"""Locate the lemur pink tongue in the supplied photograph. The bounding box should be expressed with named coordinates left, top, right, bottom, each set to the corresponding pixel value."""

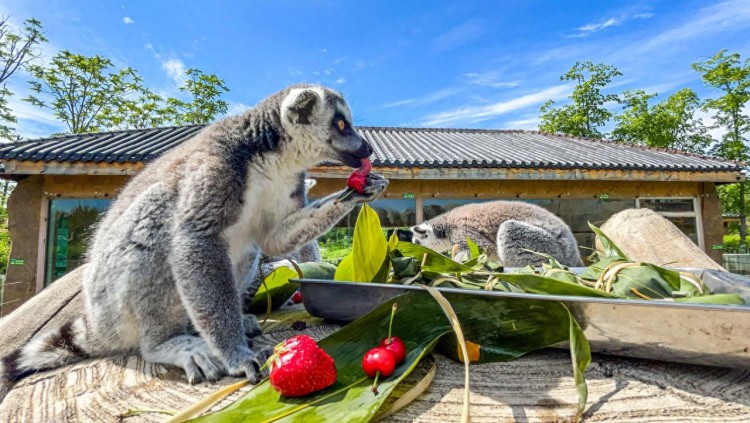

left=347, top=158, right=371, bottom=193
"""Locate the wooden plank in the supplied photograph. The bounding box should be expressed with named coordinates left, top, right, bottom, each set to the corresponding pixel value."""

left=1, top=160, right=742, bottom=182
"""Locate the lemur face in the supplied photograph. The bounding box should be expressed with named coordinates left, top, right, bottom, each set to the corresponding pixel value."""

left=280, top=86, right=373, bottom=168
left=411, top=223, right=453, bottom=253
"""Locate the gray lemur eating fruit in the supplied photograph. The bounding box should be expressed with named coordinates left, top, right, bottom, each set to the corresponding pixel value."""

left=0, top=84, right=387, bottom=401
left=412, top=200, right=583, bottom=267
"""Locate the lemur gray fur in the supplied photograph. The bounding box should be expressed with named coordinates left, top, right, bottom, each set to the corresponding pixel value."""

left=412, top=200, right=583, bottom=267
left=0, top=84, right=387, bottom=402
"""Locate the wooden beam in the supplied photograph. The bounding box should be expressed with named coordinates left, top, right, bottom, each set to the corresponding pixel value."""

left=308, top=165, right=744, bottom=183
left=0, top=159, right=742, bottom=183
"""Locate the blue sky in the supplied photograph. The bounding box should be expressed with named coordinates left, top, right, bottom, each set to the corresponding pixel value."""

left=2, top=0, right=750, bottom=139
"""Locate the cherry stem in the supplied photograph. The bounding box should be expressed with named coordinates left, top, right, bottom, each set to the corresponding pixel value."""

left=386, top=303, right=398, bottom=344
left=371, top=371, right=380, bottom=394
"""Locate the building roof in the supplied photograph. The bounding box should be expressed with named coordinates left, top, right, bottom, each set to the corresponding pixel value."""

left=0, top=124, right=741, bottom=174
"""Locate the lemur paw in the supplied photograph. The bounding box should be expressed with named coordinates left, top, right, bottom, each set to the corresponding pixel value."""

left=349, top=173, right=388, bottom=204
left=226, top=346, right=274, bottom=384
left=182, top=348, right=224, bottom=384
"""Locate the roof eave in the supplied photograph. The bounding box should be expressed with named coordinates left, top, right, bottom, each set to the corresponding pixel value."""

left=1, top=160, right=738, bottom=183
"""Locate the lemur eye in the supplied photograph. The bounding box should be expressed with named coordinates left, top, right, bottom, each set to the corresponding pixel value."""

left=336, top=119, right=346, bottom=131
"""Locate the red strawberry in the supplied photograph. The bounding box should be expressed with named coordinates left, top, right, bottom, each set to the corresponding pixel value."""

left=346, top=158, right=372, bottom=194
left=378, top=336, right=407, bottom=364
left=291, top=290, right=303, bottom=304
left=268, top=335, right=336, bottom=397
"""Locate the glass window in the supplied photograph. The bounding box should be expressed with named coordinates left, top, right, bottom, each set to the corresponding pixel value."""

left=639, top=199, right=694, bottom=213
left=45, top=199, right=111, bottom=287
left=422, top=198, right=636, bottom=263
left=638, top=198, right=700, bottom=247
left=423, top=198, right=493, bottom=220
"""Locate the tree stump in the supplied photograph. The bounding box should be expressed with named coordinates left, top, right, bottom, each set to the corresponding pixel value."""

left=599, top=208, right=724, bottom=270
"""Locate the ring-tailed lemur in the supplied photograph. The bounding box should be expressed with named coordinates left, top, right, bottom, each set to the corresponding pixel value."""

left=0, top=84, right=388, bottom=402
left=412, top=200, right=583, bottom=267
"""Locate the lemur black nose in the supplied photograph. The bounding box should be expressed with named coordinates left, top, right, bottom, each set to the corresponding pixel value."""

left=355, top=140, right=373, bottom=158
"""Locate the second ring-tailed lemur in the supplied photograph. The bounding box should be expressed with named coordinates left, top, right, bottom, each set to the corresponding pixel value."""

left=412, top=200, right=583, bottom=267
left=0, top=84, right=387, bottom=401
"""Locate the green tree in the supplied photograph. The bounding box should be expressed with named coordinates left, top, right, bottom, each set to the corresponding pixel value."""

left=692, top=50, right=750, bottom=162
left=24, top=50, right=142, bottom=134
left=97, top=86, right=173, bottom=129
left=612, top=88, right=711, bottom=154
left=167, top=68, right=229, bottom=125
left=539, top=61, right=622, bottom=139
left=0, top=16, right=46, bottom=140
left=693, top=50, right=750, bottom=242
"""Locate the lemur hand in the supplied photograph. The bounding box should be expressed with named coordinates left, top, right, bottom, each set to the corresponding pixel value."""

left=347, top=172, right=388, bottom=203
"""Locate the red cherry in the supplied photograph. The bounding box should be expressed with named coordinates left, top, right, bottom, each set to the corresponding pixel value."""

left=291, top=290, right=303, bottom=304
left=361, top=347, right=396, bottom=378
left=346, top=173, right=367, bottom=194
left=346, top=158, right=372, bottom=194
left=378, top=336, right=406, bottom=364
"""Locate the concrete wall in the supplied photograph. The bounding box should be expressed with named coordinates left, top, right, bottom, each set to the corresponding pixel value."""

left=0, top=173, right=725, bottom=315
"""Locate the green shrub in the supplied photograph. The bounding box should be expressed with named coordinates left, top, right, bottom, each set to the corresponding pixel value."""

left=723, top=234, right=750, bottom=252
left=0, top=230, right=10, bottom=275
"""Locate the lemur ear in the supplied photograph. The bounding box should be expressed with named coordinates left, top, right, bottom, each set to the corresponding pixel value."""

left=284, top=89, right=320, bottom=124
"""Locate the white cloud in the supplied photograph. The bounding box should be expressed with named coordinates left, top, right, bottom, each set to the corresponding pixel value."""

left=463, top=72, right=521, bottom=88
left=226, top=101, right=251, bottom=116
left=123, top=16, right=134, bottom=25
left=433, top=20, right=485, bottom=51
left=383, top=88, right=459, bottom=108
left=503, top=116, right=540, bottom=130
left=419, top=84, right=571, bottom=127
left=572, top=11, right=653, bottom=37
left=162, top=58, right=186, bottom=84
left=638, top=0, right=750, bottom=52
left=334, top=77, right=346, bottom=84
left=4, top=95, right=66, bottom=138
left=145, top=43, right=187, bottom=85
left=578, top=17, right=620, bottom=34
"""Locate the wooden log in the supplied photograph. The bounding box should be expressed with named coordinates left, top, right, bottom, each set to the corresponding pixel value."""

left=598, top=208, right=724, bottom=270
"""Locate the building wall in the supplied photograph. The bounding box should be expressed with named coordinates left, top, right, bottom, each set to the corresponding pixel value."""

left=701, top=182, right=725, bottom=264
left=0, top=174, right=725, bottom=315
left=1, top=175, right=128, bottom=316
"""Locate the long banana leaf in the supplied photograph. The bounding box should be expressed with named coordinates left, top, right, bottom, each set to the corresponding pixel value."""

left=334, top=204, right=388, bottom=282
left=192, top=290, right=590, bottom=422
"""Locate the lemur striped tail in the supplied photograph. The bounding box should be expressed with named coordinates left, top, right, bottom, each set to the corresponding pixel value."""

left=0, top=316, right=91, bottom=403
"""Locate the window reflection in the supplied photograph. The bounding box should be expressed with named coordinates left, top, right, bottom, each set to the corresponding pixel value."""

left=45, top=199, right=111, bottom=287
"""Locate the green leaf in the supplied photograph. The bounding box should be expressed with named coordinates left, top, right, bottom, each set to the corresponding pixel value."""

left=674, top=293, right=746, bottom=305
left=396, top=242, right=474, bottom=273
left=333, top=254, right=355, bottom=282
left=498, top=273, right=613, bottom=297
left=334, top=204, right=388, bottom=282
left=567, top=305, right=591, bottom=420
left=467, top=237, right=480, bottom=259
left=609, top=265, right=675, bottom=299
left=248, top=267, right=300, bottom=313
left=588, top=222, right=629, bottom=260
left=194, top=291, right=590, bottom=422
left=390, top=251, right=420, bottom=279
left=297, top=262, right=338, bottom=280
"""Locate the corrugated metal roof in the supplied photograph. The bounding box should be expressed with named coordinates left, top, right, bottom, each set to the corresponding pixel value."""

left=0, top=125, right=741, bottom=172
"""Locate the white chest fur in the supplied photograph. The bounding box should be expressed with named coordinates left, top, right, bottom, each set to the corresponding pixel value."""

left=223, top=160, right=301, bottom=268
